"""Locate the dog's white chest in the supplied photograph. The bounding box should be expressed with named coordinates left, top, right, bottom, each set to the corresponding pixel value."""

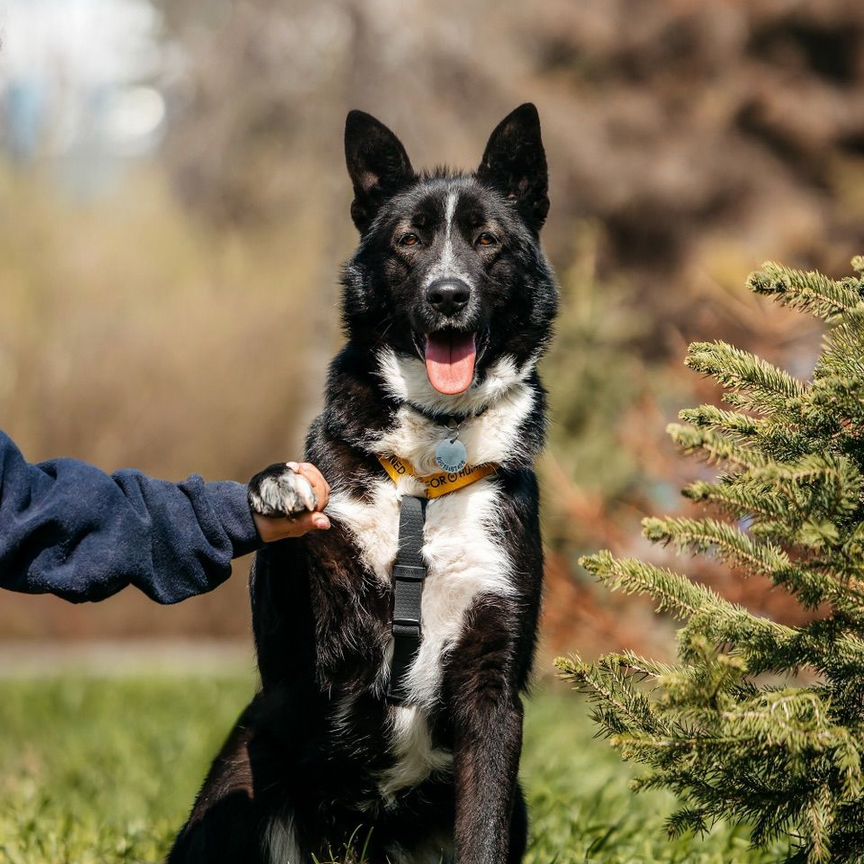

left=327, top=474, right=515, bottom=798
left=401, top=479, right=514, bottom=704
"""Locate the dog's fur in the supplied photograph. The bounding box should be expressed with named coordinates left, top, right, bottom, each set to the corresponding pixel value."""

left=168, top=103, right=558, bottom=864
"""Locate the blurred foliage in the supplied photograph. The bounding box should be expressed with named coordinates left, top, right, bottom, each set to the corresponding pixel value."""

left=543, top=225, right=649, bottom=501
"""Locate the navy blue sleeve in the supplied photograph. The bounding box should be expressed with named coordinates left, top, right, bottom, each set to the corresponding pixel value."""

left=0, top=430, right=263, bottom=604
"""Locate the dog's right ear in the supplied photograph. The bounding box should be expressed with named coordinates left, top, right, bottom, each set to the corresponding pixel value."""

left=345, top=110, right=413, bottom=234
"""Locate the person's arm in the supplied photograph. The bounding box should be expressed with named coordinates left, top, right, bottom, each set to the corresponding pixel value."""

left=0, top=431, right=326, bottom=604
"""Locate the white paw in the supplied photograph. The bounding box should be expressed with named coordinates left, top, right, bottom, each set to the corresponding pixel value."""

left=248, top=464, right=317, bottom=518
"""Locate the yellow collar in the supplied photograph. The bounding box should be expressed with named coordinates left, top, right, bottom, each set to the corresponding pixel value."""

left=378, top=454, right=497, bottom=499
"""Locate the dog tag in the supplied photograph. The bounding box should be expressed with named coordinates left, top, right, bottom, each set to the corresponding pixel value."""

left=435, top=436, right=468, bottom=473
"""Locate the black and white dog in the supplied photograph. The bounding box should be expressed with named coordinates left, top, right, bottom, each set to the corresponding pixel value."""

left=168, top=103, right=558, bottom=864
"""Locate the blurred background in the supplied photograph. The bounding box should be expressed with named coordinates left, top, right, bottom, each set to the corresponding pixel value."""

left=2, top=0, right=864, bottom=664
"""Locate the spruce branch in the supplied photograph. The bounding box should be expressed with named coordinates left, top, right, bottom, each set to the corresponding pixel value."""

left=748, top=262, right=862, bottom=323
left=643, top=515, right=786, bottom=573
left=686, top=341, right=806, bottom=415
left=579, top=551, right=803, bottom=674
left=668, top=423, right=767, bottom=469
left=637, top=515, right=851, bottom=611
left=683, top=478, right=791, bottom=524
left=817, top=310, right=864, bottom=379
left=607, top=649, right=683, bottom=682
left=554, top=654, right=668, bottom=737
left=665, top=807, right=709, bottom=837
left=678, top=404, right=761, bottom=438
left=682, top=454, right=863, bottom=544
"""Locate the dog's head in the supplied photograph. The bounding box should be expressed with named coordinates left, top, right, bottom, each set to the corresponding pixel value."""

left=342, top=104, right=558, bottom=411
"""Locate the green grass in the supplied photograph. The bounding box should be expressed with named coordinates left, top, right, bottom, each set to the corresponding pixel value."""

left=0, top=676, right=788, bottom=863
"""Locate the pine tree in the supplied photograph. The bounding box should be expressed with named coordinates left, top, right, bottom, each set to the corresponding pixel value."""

left=557, top=259, right=864, bottom=863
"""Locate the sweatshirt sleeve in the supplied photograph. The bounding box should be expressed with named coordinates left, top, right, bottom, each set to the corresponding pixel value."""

left=0, top=430, right=263, bottom=604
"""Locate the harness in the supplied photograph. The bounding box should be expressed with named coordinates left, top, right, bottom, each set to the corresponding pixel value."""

left=377, top=454, right=497, bottom=705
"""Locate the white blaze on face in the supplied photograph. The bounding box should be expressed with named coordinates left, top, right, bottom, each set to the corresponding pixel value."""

left=440, top=190, right=459, bottom=280
left=423, top=190, right=469, bottom=289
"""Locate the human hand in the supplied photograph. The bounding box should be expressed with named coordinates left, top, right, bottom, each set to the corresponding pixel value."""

left=248, top=461, right=332, bottom=542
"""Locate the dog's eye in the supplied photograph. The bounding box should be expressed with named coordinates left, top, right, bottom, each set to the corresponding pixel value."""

left=476, top=232, right=498, bottom=247
left=399, top=232, right=420, bottom=247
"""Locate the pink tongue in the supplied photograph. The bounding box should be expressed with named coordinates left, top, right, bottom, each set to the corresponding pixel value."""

left=425, top=333, right=476, bottom=395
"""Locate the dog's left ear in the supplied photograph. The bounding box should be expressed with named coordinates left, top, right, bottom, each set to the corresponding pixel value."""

left=345, top=110, right=414, bottom=234
left=477, top=103, right=549, bottom=232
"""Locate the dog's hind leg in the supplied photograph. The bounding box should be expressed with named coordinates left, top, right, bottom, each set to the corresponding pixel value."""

left=507, top=783, right=528, bottom=864
left=167, top=704, right=273, bottom=864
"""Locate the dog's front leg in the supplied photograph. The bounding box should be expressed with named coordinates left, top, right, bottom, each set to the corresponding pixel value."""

left=454, top=696, right=523, bottom=863
left=449, top=598, right=524, bottom=864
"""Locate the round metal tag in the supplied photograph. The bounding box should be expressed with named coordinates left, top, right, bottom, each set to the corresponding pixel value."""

left=435, top=437, right=468, bottom=473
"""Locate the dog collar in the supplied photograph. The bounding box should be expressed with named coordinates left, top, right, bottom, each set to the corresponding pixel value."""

left=378, top=453, right=496, bottom=498
left=403, top=400, right=491, bottom=426
left=401, top=400, right=494, bottom=474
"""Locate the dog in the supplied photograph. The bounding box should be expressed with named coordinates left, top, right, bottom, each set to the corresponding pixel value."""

left=168, top=102, right=558, bottom=864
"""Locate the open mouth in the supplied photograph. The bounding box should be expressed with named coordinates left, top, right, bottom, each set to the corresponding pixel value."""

left=423, top=330, right=477, bottom=395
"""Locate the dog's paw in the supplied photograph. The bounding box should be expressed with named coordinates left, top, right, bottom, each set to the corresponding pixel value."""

left=248, top=463, right=317, bottom=518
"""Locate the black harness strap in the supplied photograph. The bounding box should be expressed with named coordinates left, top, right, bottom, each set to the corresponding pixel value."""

left=387, top=494, right=428, bottom=705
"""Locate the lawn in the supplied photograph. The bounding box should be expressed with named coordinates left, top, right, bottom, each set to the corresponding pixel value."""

left=0, top=674, right=789, bottom=863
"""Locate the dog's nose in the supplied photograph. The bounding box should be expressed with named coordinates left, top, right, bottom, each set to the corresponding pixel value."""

left=426, top=279, right=471, bottom=316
